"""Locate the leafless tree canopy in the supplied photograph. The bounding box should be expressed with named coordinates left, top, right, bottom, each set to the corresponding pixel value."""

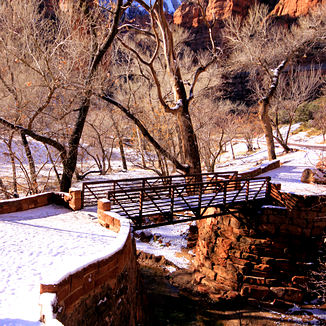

left=0, top=1, right=326, bottom=197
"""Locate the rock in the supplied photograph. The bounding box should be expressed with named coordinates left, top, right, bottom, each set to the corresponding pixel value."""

left=271, top=298, right=295, bottom=309
left=271, top=0, right=326, bottom=18
left=136, top=231, right=153, bottom=242
left=291, top=275, right=309, bottom=287
left=173, top=1, right=204, bottom=27
left=301, top=168, right=326, bottom=184
left=206, top=0, right=252, bottom=21
left=316, top=159, right=326, bottom=171
left=173, top=0, right=252, bottom=28
left=270, top=286, right=304, bottom=303
left=241, top=284, right=270, bottom=300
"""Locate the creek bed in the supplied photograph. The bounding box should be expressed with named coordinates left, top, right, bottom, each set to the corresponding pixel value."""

left=140, top=266, right=224, bottom=325
left=140, top=265, right=326, bottom=326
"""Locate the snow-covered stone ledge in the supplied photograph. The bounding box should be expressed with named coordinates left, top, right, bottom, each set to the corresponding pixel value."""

left=97, top=198, right=123, bottom=233
left=40, top=199, right=143, bottom=325
left=0, top=188, right=82, bottom=214
left=240, top=159, right=280, bottom=179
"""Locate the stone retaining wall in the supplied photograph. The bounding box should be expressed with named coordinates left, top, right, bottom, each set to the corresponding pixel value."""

left=239, top=160, right=280, bottom=179
left=39, top=199, right=144, bottom=326
left=0, top=188, right=82, bottom=214
left=193, top=184, right=326, bottom=305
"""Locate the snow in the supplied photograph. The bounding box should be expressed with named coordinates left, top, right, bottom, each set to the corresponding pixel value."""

left=260, top=149, right=326, bottom=195
left=215, top=125, right=326, bottom=195
left=0, top=204, right=129, bottom=325
left=135, top=222, right=194, bottom=269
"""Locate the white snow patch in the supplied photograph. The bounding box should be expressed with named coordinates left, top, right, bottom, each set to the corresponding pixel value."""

left=135, top=222, right=191, bottom=269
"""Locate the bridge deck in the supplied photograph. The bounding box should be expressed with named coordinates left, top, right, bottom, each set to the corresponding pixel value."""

left=107, top=176, right=271, bottom=229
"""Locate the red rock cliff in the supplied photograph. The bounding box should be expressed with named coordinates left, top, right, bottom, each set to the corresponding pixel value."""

left=174, top=0, right=326, bottom=27
left=174, top=0, right=253, bottom=27
left=271, top=0, right=326, bottom=17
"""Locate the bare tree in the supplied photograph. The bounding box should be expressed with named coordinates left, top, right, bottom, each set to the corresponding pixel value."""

left=0, top=0, right=130, bottom=192
left=0, top=131, right=18, bottom=197
left=100, top=0, right=221, bottom=177
left=224, top=3, right=326, bottom=160
left=193, top=99, right=241, bottom=172
left=270, top=66, right=323, bottom=152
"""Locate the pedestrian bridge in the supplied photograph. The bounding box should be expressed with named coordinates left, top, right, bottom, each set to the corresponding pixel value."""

left=82, top=172, right=271, bottom=230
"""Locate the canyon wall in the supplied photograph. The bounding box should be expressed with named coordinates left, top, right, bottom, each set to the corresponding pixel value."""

left=174, top=0, right=326, bottom=28
left=271, top=0, right=326, bottom=17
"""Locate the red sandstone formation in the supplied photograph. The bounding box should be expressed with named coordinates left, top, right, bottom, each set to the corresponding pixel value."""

left=205, top=0, right=252, bottom=21
left=271, top=0, right=326, bottom=17
left=174, top=0, right=326, bottom=28
left=173, top=1, right=204, bottom=27
left=174, top=0, right=252, bottom=27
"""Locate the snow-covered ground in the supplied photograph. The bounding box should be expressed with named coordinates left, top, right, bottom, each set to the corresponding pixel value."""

left=135, top=222, right=193, bottom=270
left=0, top=205, right=122, bottom=326
left=1, top=124, right=326, bottom=325
left=216, top=124, right=326, bottom=195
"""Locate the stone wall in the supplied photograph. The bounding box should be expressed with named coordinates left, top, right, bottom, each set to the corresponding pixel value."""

left=239, top=160, right=280, bottom=179
left=40, top=199, right=144, bottom=326
left=0, top=188, right=82, bottom=214
left=193, top=185, right=326, bottom=305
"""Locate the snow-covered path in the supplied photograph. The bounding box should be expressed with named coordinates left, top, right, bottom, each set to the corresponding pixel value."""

left=0, top=205, right=118, bottom=326
left=261, top=149, right=326, bottom=195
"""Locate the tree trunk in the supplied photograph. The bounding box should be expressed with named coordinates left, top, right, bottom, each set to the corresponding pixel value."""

left=118, top=138, right=127, bottom=171
left=175, top=123, right=185, bottom=162
left=137, top=129, right=146, bottom=168
left=177, top=101, right=201, bottom=175
left=59, top=0, right=125, bottom=191
left=0, top=178, right=10, bottom=199
left=21, top=132, right=38, bottom=194
left=111, top=115, right=127, bottom=171
left=230, top=140, right=236, bottom=160
left=45, top=144, right=61, bottom=187
left=258, top=100, right=276, bottom=160
left=7, top=132, right=18, bottom=195
left=60, top=97, right=90, bottom=192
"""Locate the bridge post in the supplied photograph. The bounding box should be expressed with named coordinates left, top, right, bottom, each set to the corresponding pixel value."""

left=223, top=181, right=227, bottom=205
left=197, top=183, right=202, bottom=218
left=138, top=180, right=146, bottom=228
left=265, top=176, right=272, bottom=200
left=81, top=183, right=85, bottom=208
left=169, top=185, right=174, bottom=222
left=245, top=180, right=250, bottom=201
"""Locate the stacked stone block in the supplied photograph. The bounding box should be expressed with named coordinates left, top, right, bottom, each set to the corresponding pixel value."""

left=193, top=187, right=326, bottom=305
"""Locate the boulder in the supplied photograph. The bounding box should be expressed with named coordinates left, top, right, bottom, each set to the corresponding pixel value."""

left=301, top=168, right=326, bottom=184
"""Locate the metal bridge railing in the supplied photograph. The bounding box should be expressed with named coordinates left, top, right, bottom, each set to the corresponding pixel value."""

left=81, top=171, right=238, bottom=207
left=106, top=176, right=271, bottom=229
